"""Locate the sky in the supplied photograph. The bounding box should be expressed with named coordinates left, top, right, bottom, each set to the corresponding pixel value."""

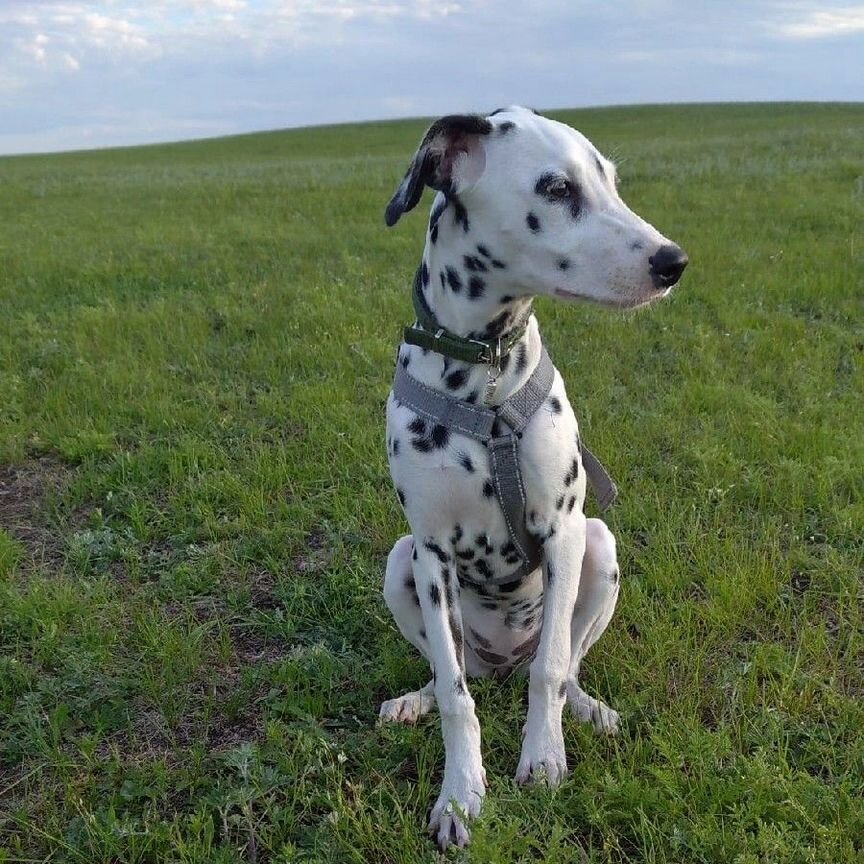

left=0, top=0, right=862, bottom=155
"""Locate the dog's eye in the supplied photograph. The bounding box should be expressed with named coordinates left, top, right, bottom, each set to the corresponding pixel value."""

left=547, top=179, right=571, bottom=198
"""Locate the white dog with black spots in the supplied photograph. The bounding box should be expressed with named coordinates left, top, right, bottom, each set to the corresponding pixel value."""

left=379, top=106, right=688, bottom=849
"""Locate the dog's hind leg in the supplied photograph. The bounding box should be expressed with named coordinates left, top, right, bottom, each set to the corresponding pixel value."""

left=379, top=535, right=436, bottom=724
left=565, top=518, right=621, bottom=734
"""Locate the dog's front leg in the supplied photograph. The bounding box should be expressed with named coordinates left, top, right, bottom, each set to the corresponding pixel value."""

left=516, top=513, right=587, bottom=785
left=414, top=541, right=486, bottom=849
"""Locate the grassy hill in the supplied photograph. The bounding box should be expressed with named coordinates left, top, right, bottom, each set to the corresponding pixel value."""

left=0, top=103, right=862, bottom=862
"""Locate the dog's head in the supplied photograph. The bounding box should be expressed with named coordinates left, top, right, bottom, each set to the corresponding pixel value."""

left=386, top=105, right=687, bottom=309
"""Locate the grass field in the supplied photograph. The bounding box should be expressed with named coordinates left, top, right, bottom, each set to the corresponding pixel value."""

left=0, top=102, right=862, bottom=863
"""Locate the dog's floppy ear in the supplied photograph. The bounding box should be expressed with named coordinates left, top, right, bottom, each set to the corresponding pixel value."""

left=385, top=114, right=492, bottom=227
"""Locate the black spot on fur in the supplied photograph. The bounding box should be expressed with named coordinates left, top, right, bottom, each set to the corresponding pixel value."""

left=557, top=257, right=570, bottom=271
left=556, top=494, right=565, bottom=510
left=400, top=352, right=410, bottom=369
left=630, top=240, right=645, bottom=252
left=498, top=577, right=522, bottom=594
left=408, top=417, right=426, bottom=435
left=431, top=424, right=449, bottom=448
left=430, top=197, right=447, bottom=229
left=454, top=676, right=466, bottom=693
left=392, top=438, right=400, bottom=456
left=445, top=266, right=463, bottom=293
left=464, top=255, right=488, bottom=273
left=491, top=259, right=506, bottom=269
left=450, top=616, right=464, bottom=665
left=567, top=495, right=576, bottom=512
left=421, top=261, right=429, bottom=286
left=470, top=627, right=492, bottom=649
left=468, top=276, right=485, bottom=299
left=429, top=583, right=441, bottom=606
left=456, top=548, right=475, bottom=561
left=457, top=451, right=475, bottom=473
left=482, top=479, right=495, bottom=498
left=484, top=310, right=511, bottom=339
left=430, top=223, right=439, bottom=244
left=419, top=627, right=427, bottom=639
left=564, top=457, right=579, bottom=486
left=594, top=155, right=606, bottom=179
left=451, top=524, right=463, bottom=544
left=412, top=545, right=418, bottom=560
left=475, top=558, right=493, bottom=580
left=549, top=396, right=562, bottom=413
left=500, top=540, right=516, bottom=556
left=505, top=553, right=521, bottom=565
left=443, top=566, right=455, bottom=607
left=477, top=244, right=491, bottom=258
left=515, top=342, right=528, bottom=373
left=546, top=559, right=556, bottom=586
left=405, top=577, right=420, bottom=607
left=558, top=681, right=568, bottom=699
left=439, top=271, right=446, bottom=290
left=449, top=193, right=470, bottom=233
left=424, top=539, right=450, bottom=563
left=465, top=390, right=479, bottom=404
left=526, top=212, right=541, bottom=233
left=396, top=488, right=406, bottom=507
left=412, top=437, right=432, bottom=453
left=445, top=369, right=468, bottom=390
left=498, top=120, right=515, bottom=134
left=481, top=599, right=498, bottom=610
left=476, top=533, right=494, bottom=554
left=500, top=295, right=513, bottom=304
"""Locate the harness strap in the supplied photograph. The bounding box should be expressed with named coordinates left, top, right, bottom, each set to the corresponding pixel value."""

left=489, top=433, right=539, bottom=572
left=579, top=443, right=618, bottom=512
left=392, top=361, right=497, bottom=440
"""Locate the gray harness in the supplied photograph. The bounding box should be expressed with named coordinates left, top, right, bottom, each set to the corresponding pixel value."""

left=392, top=345, right=617, bottom=584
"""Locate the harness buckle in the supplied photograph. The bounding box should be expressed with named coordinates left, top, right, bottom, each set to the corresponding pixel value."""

left=483, top=338, right=504, bottom=404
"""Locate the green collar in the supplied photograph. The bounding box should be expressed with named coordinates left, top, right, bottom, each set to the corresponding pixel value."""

left=403, top=268, right=530, bottom=366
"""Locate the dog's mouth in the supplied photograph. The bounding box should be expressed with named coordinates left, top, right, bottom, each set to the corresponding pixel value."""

left=554, top=286, right=670, bottom=309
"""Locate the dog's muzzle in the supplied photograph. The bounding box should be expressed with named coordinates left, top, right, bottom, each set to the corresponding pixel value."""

left=649, top=244, right=689, bottom=288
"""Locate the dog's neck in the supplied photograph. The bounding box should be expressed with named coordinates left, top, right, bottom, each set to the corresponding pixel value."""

left=419, top=194, right=533, bottom=342
left=397, top=194, right=543, bottom=406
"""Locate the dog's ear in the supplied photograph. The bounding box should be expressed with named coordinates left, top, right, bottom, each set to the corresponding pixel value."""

left=385, top=114, right=492, bottom=227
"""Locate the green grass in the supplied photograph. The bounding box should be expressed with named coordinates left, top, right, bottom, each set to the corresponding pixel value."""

left=0, top=102, right=862, bottom=862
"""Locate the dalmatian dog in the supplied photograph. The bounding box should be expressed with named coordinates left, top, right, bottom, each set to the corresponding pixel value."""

left=379, top=106, right=687, bottom=849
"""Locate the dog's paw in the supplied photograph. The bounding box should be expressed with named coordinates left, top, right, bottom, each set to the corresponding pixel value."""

left=378, top=687, right=435, bottom=725
left=428, top=767, right=487, bottom=850
left=566, top=684, right=620, bottom=735
left=515, top=728, right=568, bottom=786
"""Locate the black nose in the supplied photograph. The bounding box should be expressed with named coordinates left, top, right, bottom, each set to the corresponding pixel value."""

left=649, top=244, right=688, bottom=288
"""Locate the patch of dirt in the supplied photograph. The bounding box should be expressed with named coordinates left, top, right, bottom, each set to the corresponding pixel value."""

left=0, top=457, right=74, bottom=573
left=293, top=527, right=331, bottom=575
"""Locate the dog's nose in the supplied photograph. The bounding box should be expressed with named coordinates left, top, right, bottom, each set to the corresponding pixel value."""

left=649, top=244, right=688, bottom=287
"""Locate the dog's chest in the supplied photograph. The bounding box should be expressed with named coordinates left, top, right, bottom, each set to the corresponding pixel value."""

left=386, top=344, right=587, bottom=593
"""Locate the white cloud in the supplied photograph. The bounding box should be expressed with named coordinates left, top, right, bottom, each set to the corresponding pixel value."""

left=775, top=5, right=864, bottom=38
